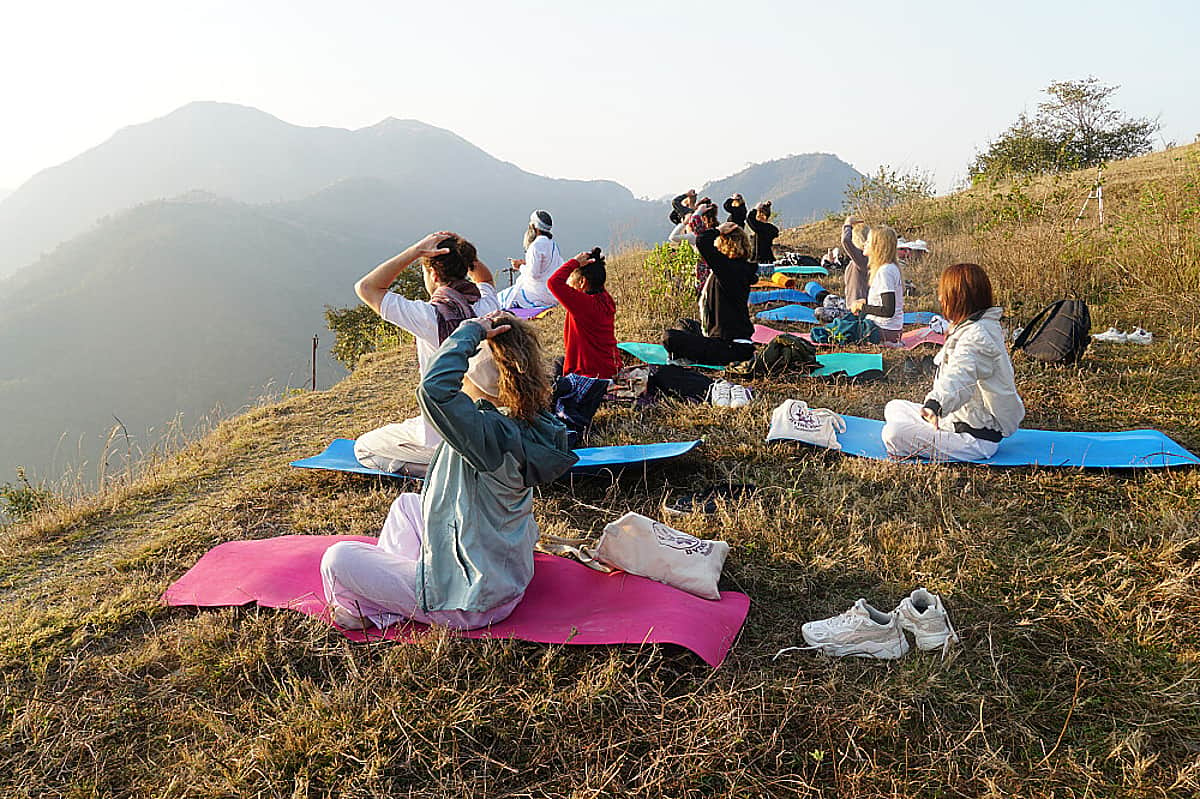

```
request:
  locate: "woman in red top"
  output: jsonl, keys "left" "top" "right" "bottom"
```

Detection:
{"left": 547, "top": 248, "right": 621, "bottom": 379}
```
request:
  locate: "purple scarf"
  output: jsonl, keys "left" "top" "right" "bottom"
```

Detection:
{"left": 430, "top": 280, "right": 483, "bottom": 343}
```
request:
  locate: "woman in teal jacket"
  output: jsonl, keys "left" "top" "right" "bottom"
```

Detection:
{"left": 321, "top": 313, "right": 578, "bottom": 630}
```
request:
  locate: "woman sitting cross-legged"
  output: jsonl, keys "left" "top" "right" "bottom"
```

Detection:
{"left": 547, "top": 247, "right": 621, "bottom": 380}
{"left": 663, "top": 221, "right": 758, "bottom": 366}
{"left": 352, "top": 232, "right": 500, "bottom": 474}
{"left": 322, "top": 313, "right": 579, "bottom": 630}
{"left": 850, "top": 224, "right": 905, "bottom": 344}
{"left": 882, "top": 263, "right": 1025, "bottom": 462}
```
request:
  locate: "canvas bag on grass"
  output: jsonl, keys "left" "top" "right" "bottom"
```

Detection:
{"left": 595, "top": 512, "right": 729, "bottom": 600}
{"left": 767, "top": 399, "right": 846, "bottom": 450}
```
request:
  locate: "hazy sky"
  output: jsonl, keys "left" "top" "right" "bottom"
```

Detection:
{"left": 3, "top": 0, "right": 1197, "bottom": 197}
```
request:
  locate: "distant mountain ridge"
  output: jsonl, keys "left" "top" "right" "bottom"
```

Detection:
{"left": 699, "top": 153, "right": 861, "bottom": 225}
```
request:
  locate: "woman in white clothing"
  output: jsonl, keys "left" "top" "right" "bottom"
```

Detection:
{"left": 498, "top": 209, "right": 564, "bottom": 309}
{"left": 882, "top": 263, "right": 1025, "bottom": 462}
{"left": 850, "top": 225, "right": 904, "bottom": 343}
{"left": 352, "top": 231, "right": 500, "bottom": 474}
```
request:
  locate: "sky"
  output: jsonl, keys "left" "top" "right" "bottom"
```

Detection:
{"left": 2, "top": 0, "right": 1197, "bottom": 198}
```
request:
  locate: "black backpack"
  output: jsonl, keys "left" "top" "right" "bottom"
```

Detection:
{"left": 1012, "top": 300, "right": 1091, "bottom": 364}
{"left": 645, "top": 365, "right": 714, "bottom": 403}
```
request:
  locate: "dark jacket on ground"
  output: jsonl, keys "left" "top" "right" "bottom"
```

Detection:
{"left": 723, "top": 197, "right": 748, "bottom": 226}
{"left": 747, "top": 210, "right": 779, "bottom": 263}
{"left": 694, "top": 229, "right": 757, "bottom": 340}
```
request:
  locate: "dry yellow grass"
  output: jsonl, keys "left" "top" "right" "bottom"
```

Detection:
{"left": 2, "top": 147, "right": 1199, "bottom": 797}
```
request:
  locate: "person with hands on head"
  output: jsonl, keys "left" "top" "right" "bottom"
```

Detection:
{"left": 499, "top": 210, "right": 564, "bottom": 309}
{"left": 694, "top": 220, "right": 757, "bottom": 342}
{"left": 723, "top": 194, "right": 747, "bottom": 227}
{"left": 848, "top": 224, "right": 904, "bottom": 344}
{"left": 670, "top": 189, "right": 698, "bottom": 224}
{"left": 352, "top": 231, "right": 501, "bottom": 475}
{"left": 841, "top": 215, "right": 871, "bottom": 307}
{"left": 547, "top": 247, "right": 621, "bottom": 380}
{"left": 322, "top": 311, "right": 578, "bottom": 631}
{"left": 881, "top": 263, "right": 1024, "bottom": 462}
{"left": 746, "top": 201, "right": 779, "bottom": 264}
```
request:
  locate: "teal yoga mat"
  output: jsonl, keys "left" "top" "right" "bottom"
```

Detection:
{"left": 811, "top": 353, "right": 884, "bottom": 377}
{"left": 617, "top": 342, "right": 727, "bottom": 371}
{"left": 771, "top": 265, "right": 829, "bottom": 276}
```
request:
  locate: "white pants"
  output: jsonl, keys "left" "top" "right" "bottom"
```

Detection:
{"left": 320, "top": 494, "right": 522, "bottom": 630}
{"left": 496, "top": 282, "right": 556, "bottom": 310}
{"left": 354, "top": 417, "right": 437, "bottom": 472}
{"left": 881, "top": 400, "right": 1000, "bottom": 462}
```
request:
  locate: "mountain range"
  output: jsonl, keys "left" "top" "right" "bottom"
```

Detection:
{"left": 0, "top": 102, "right": 860, "bottom": 484}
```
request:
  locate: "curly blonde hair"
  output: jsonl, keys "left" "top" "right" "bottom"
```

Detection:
{"left": 486, "top": 314, "right": 552, "bottom": 423}
{"left": 715, "top": 226, "right": 752, "bottom": 260}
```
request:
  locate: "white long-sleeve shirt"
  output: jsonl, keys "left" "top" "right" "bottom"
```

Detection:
{"left": 507, "top": 235, "right": 563, "bottom": 308}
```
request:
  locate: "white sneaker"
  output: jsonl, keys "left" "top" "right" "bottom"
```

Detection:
{"left": 728, "top": 383, "right": 752, "bottom": 408}
{"left": 801, "top": 599, "right": 910, "bottom": 659}
{"left": 1010, "top": 326, "right": 1024, "bottom": 341}
{"left": 894, "top": 588, "right": 959, "bottom": 652}
{"left": 1092, "top": 326, "right": 1128, "bottom": 344}
{"left": 708, "top": 380, "right": 732, "bottom": 407}
{"left": 1126, "top": 326, "right": 1153, "bottom": 345}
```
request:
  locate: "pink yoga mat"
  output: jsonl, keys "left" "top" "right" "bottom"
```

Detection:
{"left": 752, "top": 324, "right": 944, "bottom": 350}
{"left": 162, "top": 535, "right": 750, "bottom": 668}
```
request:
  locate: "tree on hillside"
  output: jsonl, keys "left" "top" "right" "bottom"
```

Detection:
{"left": 970, "top": 77, "right": 1159, "bottom": 182}
{"left": 842, "top": 166, "right": 935, "bottom": 218}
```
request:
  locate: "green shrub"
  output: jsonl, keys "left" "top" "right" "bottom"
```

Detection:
{"left": 1, "top": 467, "right": 55, "bottom": 523}
{"left": 324, "top": 270, "right": 425, "bottom": 369}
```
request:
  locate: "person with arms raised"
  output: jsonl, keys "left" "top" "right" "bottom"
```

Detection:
{"left": 322, "top": 313, "right": 578, "bottom": 630}
{"left": 841, "top": 215, "right": 871, "bottom": 307}
{"left": 882, "top": 263, "right": 1024, "bottom": 461}
{"left": 352, "top": 231, "right": 500, "bottom": 474}
{"left": 547, "top": 247, "right": 621, "bottom": 380}
{"left": 746, "top": 201, "right": 779, "bottom": 264}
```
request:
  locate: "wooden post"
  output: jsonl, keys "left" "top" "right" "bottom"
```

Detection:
{"left": 311, "top": 334, "right": 318, "bottom": 391}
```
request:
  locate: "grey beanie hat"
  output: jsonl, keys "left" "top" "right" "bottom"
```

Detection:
{"left": 530, "top": 209, "right": 553, "bottom": 232}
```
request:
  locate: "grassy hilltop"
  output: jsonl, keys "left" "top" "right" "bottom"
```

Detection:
{"left": 2, "top": 146, "right": 1199, "bottom": 797}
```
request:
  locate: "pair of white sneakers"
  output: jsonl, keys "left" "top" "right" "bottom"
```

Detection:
{"left": 708, "top": 379, "right": 752, "bottom": 408}
{"left": 1093, "top": 326, "right": 1153, "bottom": 345}
{"left": 798, "top": 588, "right": 959, "bottom": 660}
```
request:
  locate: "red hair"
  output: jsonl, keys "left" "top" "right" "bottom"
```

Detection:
{"left": 938, "top": 263, "right": 994, "bottom": 323}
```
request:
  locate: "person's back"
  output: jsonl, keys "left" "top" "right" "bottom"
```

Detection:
{"left": 548, "top": 248, "right": 621, "bottom": 379}
{"left": 746, "top": 202, "right": 779, "bottom": 263}
{"left": 500, "top": 210, "right": 564, "bottom": 309}
{"left": 695, "top": 225, "right": 757, "bottom": 341}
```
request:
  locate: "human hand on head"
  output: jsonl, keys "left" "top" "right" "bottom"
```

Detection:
{"left": 479, "top": 310, "right": 512, "bottom": 339}
{"left": 413, "top": 231, "right": 453, "bottom": 258}
{"left": 574, "top": 251, "right": 594, "bottom": 266}
{"left": 844, "top": 216, "right": 863, "bottom": 227}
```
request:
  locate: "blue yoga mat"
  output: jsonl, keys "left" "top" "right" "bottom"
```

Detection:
{"left": 904, "top": 311, "right": 936, "bottom": 325}
{"left": 618, "top": 342, "right": 727, "bottom": 371}
{"left": 769, "top": 415, "right": 1198, "bottom": 468}
{"left": 772, "top": 265, "right": 829, "bottom": 276}
{"left": 291, "top": 439, "right": 705, "bottom": 478}
{"left": 756, "top": 305, "right": 818, "bottom": 324}
{"left": 812, "top": 353, "right": 884, "bottom": 378}
{"left": 748, "top": 289, "right": 816, "bottom": 306}
{"left": 804, "top": 281, "right": 826, "bottom": 298}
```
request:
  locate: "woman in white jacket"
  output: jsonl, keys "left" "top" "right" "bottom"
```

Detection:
{"left": 882, "top": 263, "right": 1025, "bottom": 461}
{"left": 498, "top": 209, "right": 564, "bottom": 309}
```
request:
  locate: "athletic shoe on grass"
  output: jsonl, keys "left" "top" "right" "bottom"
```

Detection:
{"left": 1092, "top": 326, "right": 1128, "bottom": 343}
{"left": 728, "top": 384, "right": 753, "bottom": 408}
{"left": 708, "top": 380, "right": 733, "bottom": 407}
{"left": 801, "top": 599, "right": 910, "bottom": 659}
{"left": 1127, "top": 326, "right": 1153, "bottom": 345}
{"left": 894, "top": 588, "right": 959, "bottom": 652}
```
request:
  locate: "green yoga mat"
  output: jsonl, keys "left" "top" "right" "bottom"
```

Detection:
{"left": 812, "top": 352, "right": 883, "bottom": 377}
{"left": 617, "top": 342, "right": 727, "bottom": 370}
{"left": 618, "top": 342, "right": 882, "bottom": 377}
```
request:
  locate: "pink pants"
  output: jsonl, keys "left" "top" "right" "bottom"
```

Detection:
{"left": 320, "top": 494, "right": 522, "bottom": 630}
